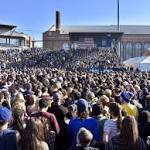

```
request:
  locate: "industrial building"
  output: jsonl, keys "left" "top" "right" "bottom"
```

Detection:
{"left": 43, "top": 11, "right": 150, "bottom": 61}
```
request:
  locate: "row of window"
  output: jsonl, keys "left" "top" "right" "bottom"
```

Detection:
{"left": 0, "top": 38, "right": 25, "bottom": 46}
{"left": 122, "top": 43, "right": 150, "bottom": 60}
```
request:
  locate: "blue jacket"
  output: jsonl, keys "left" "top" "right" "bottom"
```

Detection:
{"left": 0, "top": 129, "right": 17, "bottom": 150}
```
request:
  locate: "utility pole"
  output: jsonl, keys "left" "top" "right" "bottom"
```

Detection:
{"left": 117, "top": 0, "right": 120, "bottom": 32}
{"left": 117, "top": 0, "right": 121, "bottom": 60}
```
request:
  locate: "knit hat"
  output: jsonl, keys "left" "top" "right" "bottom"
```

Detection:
{"left": 0, "top": 106, "right": 12, "bottom": 122}
{"left": 121, "top": 91, "right": 133, "bottom": 103}
{"left": 76, "top": 99, "right": 89, "bottom": 113}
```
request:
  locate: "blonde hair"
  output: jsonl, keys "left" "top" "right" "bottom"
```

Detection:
{"left": 15, "top": 93, "right": 25, "bottom": 102}
{"left": 12, "top": 99, "right": 26, "bottom": 112}
{"left": 100, "top": 95, "right": 110, "bottom": 106}
{"left": 104, "top": 89, "right": 112, "bottom": 97}
{"left": 134, "top": 85, "right": 140, "bottom": 92}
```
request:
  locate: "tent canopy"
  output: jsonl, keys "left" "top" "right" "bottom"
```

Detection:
{"left": 123, "top": 56, "right": 150, "bottom": 71}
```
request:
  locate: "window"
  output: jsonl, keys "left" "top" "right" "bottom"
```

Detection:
{"left": 0, "top": 38, "right": 6, "bottom": 45}
{"left": 79, "top": 38, "right": 84, "bottom": 42}
{"left": 144, "top": 43, "right": 150, "bottom": 50}
{"left": 10, "top": 38, "right": 19, "bottom": 46}
{"left": 71, "top": 43, "right": 78, "bottom": 49}
{"left": 126, "top": 43, "right": 132, "bottom": 60}
{"left": 20, "top": 39, "right": 24, "bottom": 46}
{"left": 135, "top": 43, "right": 142, "bottom": 57}
{"left": 120, "top": 43, "right": 124, "bottom": 61}
{"left": 6, "top": 38, "right": 9, "bottom": 45}
{"left": 62, "top": 42, "right": 69, "bottom": 50}
{"left": 102, "top": 39, "right": 107, "bottom": 47}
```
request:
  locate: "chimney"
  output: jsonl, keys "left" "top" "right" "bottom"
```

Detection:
{"left": 56, "top": 11, "right": 60, "bottom": 31}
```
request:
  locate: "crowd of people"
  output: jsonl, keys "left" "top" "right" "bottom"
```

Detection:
{"left": 0, "top": 48, "right": 120, "bottom": 71}
{"left": 0, "top": 47, "right": 149, "bottom": 150}
{"left": 0, "top": 64, "right": 149, "bottom": 150}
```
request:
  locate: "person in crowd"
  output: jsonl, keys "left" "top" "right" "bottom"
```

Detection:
{"left": 26, "top": 95, "right": 38, "bottom": 116}
{"left": 139, "top": 87, "right": 149, "bottom": 108}
{"left": 11, "top": 107, "right": 27, "bottom": 136}
{"left": 23, "top": 83, "right": 34, "bottom": 100}
{"left": 48, "top": 91, "right": 68, "bottom": 125}
{"left": 0, "top": 47, "right": 150, "bottom": 150}
{"left": 112, "top": 88, "right": 121, "bottom": 104}
{"left": 48, "top": 92, "right": 69, "bottom": 150}
{"left": 69, "top": 89, "right": 82, "bottom": 105}
{"left": 134, "top": 84, "right": 141, "bottom": 100}
{"left": 98, "top": 95, "right": 110, "bottom": 118}
{"left": 120, "top": 91, "right": 139, "bottom": 119}
{"left": 40, "top": 86, "right": 51, "bottom": 100}
{"left": 103, "top": 102, "right": 122, "bottom": 143}
{"left": 105, "top": 116, "right": 146, "bottom": 150}
{"left": 21, "top": 118, "right": 49, "bottom": 150}
{"left": 67, "top": 103, "right": 78, "bottom": 120}
{"left": 11, "top": 98, "right": 26, "bottom": 114}
{"left": 103, "top": 89, "right": 113, "bottom": 102}
{"left": 86, "top": 91, "right": 97, "bottom": 106}
{"left": 31, "top": 98, "right": 60, "bottom": 135}
{"left": 138, "top": 110, "right": 150, "bottom": 147}
{"left": 75, "top": 127, "right": 100, "bottom": 150}
{"left": 68, "top": 99, "right": 100, "bottom": 149}
{"left": 0, "top": 106, "right": 20, "bottom": 150}
{"left": 52, "top": 81, "right": 62, "bottom": 93}
{"left": 91, "top": 103, "right": 108, "bottom": 149}
{"left": 143, "top": 95, "right": 150, "bottom": 111}
{"left": 0, "top": 92, "right": 5, "bottom": 104}
{"left": 61, "top": 88, "right": 69, "bottom": 106}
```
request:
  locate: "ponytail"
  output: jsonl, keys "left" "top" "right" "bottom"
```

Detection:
{"left": 109, "top": 102, "right": 122, "bottom": 131}
{"left": 117, "top": 111, "right": 122, "bottom": 130}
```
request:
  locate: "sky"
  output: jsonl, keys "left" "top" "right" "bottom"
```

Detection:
{"left": 0, "top": 0, "right": 150, "bottom": 45}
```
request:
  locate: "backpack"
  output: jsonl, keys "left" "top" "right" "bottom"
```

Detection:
{"left": 38, "top": 116, "right": 56, "bottom": 150}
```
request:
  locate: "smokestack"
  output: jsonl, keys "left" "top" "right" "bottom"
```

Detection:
{"left": 56, "top": 11, "right": 60, "bottom": 31}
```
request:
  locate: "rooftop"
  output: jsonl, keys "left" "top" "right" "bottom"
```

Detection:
{"left": 0, "top": 30, "right": 29, "bottom": 38}
{"left": 49, "top": 25, "right": 150, "bottom": 35}
{"left": 0, "top": 24, "right": 16, "bottom": 30}
{"left": 0, "top": 24, "right": 29, "bottom": 39}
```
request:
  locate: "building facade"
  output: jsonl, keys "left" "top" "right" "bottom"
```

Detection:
{"left": 121, "top": 33, "right": 150, "bottom": 61}
{"left": 43, "top": 12, "right": 150, "bottom": 61}
{"left": 0, "top": 24, "right": 34, "bottom": 49}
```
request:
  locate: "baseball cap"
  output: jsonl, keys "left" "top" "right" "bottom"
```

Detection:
{"left": 76, "top": 99, "right": 89, "bottom": 113}
{"left": 121, "top": 91, "right": 134, "bottom": 103}
{"left": 0, "top": 106, "right": 12, "bottom": 123}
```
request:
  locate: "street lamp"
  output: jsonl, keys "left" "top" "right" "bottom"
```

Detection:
{"left": 117, "top": 0, "right": 120, "bottom": 32}
{"left": 116, "top": 0, "right": 122, "bottom": 60}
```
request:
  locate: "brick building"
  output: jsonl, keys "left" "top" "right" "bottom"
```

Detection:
{"left": 43, "top": 11, "right": 150, "bottom": 61}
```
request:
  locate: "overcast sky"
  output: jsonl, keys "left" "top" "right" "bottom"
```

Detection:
{"left": 0, "top": 0, "right": 150, "bottom": 42}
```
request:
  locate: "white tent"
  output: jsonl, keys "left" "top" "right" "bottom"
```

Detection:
{"left": 123, "top": 56, "right": 150, "bottom": 71}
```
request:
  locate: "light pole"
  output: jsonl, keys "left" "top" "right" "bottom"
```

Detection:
{"left": 117, "top": 0, "right": 120, "bottom": 32}
{"left": 117, "top": 0, "right": 121, "bottom": 60}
